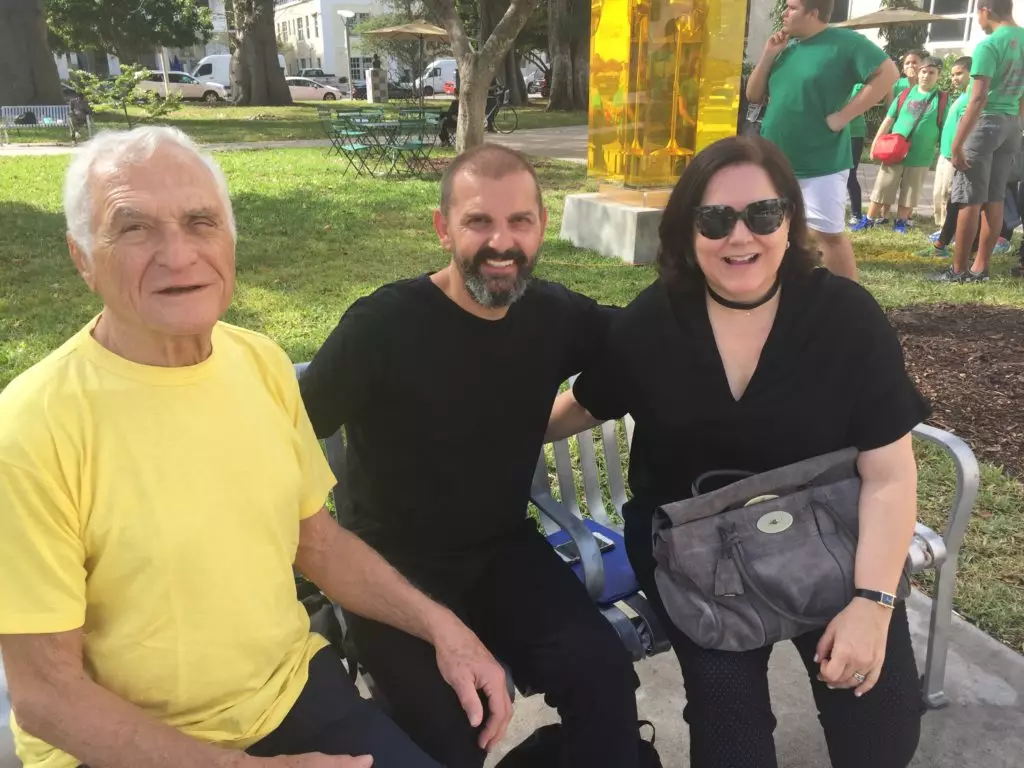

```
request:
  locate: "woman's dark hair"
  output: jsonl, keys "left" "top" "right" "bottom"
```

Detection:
{"left": 657, "top": 135, "right": 818, "bottom": 293}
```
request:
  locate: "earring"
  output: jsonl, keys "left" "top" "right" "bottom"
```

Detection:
{"left": 786, "top": 240, "right": 791, "bottom": 249}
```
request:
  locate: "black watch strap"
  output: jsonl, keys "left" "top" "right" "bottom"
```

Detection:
{"left": 854, "top": 588, "right": 898, "bottom": 608}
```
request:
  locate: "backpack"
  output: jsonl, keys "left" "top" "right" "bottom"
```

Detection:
{"left": 894, "top": 87, "right": 949, "bottom": 131}
{"left": 496, "top": 720, "right": 663, "bottom": 767}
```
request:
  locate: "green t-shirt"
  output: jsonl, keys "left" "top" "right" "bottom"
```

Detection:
{"left": 893, "top": 76, "right": 912, "bottom": 99}
{"left": 940, "top": 90, "right": 970, "bottom": 160}
{"left": 762, "top": 27, "right": 887, "bottom": 178}
{"left": 848, "top": 84, "right": 866, "bottom": 138}
{"left": 885, "top": 85, "right": 945, "bottom": 167}
{"left": 972, "top": 25, "right": 1024, "bottom": 115}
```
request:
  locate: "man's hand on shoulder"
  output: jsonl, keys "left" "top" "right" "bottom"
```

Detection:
{"left": 430, "top": 616, "right": 513, "bottom": 752}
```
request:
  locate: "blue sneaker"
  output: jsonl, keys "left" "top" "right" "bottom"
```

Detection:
{"left": 929, "top": 230, "right": 942, "bottom": 244}
{"left": 893, "top": 219, "right": 911, "bottom": 234}
{"left": 916, "top": 244, "right": 950, "bottom": 258}
{"left": 994, "top": 237, "right": 1011, "bottom": 255}
{"left": 850, "top": 216, "right": 875, "bottom": 232}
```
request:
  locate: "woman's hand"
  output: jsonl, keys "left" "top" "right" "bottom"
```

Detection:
{"left": 815, "top": 597, "right": 894, "bottom": 697}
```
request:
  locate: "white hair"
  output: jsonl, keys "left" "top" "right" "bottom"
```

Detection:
{"left": 63, "top": 126, "right": 237, "bottom": 259}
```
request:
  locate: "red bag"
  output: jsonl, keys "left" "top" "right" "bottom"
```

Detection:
{"left": 873, "top": 133, "right": 911, "bottom": 164}
{"left": 873, "top": 88, "right": 948, "bottom": 165}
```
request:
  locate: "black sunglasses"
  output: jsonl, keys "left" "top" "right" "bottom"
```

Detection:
{"left": 693, "top": 198, "right": 790, "bottom": 240}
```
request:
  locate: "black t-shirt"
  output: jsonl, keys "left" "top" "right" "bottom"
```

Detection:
{"left": 300, "top": 274, "right": 609, "bottom": 555}
{"left": 573, "top": 269, "right": 931, "bottom": 516}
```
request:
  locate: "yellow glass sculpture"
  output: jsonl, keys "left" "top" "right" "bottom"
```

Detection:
{"left": 587, "top": 0, "right": 748, "bottom": 191}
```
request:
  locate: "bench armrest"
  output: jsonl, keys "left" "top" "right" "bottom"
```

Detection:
{"left": 911, "top": 423, "right": 980, "bottom": 570}
{"left": 529, "top": 482, "right": 605, "bottom": 601}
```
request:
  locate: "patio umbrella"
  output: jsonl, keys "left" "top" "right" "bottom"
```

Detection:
{"left": 362, "top": 19, "right": 450, "bottom": 106}
{"left": 834, "top": 8, "right": 953, "bottom": 29}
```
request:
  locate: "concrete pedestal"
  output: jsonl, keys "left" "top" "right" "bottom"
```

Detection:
{"left": 366, "top": 68, "right": 388, "bottom": 104}
{"left": 560, "top": 192, "right": 664, "bottom": 265}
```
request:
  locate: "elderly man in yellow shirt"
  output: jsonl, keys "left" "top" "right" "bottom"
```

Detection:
{"left": 0, "top": 126, "right": 512, "bottom": 768}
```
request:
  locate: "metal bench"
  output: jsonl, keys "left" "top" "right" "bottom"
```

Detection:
{"left": 0, "top": 105, "right": 91, "bottom": 146}
{"left": 539, "top": 415, "right": 980, "bottom": 709}
{"left": 0, "top": 373, "right": 979, "bottom": 766}
{"left": 293, "top": 362, "right": 979, "bottom": 709}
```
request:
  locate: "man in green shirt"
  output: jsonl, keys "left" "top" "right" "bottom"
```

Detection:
{"left": 858, "top": 57, "right": 947, "bottom": 233}
{"left": 747, "top": 0, "right": 898, "bottom": 281}
{"left": 937, "top": 0, "right": 1024, "bottom": 282}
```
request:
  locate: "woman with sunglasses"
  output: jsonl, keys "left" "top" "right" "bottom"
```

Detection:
{"left": 546, "top": 136, "right": 928, "bottom": 768}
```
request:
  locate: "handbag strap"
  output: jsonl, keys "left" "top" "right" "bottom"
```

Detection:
{"left": 691, "top": 469, "right": 755, "bottom": 497}
{"left": 721, "top": 500, "right": 859, "bottom": 625}
{"left": 903, "top": 89, "right": 940, "bottom": 142}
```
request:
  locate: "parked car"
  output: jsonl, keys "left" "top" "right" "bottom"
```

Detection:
{"left": 136, "top": 72, "right": 228, "bottom": 102}
{"left": 415, "top": 57, "right": 456, "bottom": 97}
{"left": 352, "top": 80, "right": 367, "bottom": 99}
{"left": 285, "top": 77, "right": 346, "bottom": 101}
{"left": 193, "top": 53, "right": 286, "bottom": 95}
{"left": 387, "top": 80, "right": 415, "bottom": 99}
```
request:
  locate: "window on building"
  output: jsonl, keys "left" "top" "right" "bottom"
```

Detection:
{"left": 305, "top": 16, "right": 310, "bottom": 38}
{"left": 300, "top": 57, "right": 307, "bottom": 69}
{"left": 297, "top": 19, "right": 304, "bottom": 40}
{"left": 919, "top": 0, "right": 975, "bottom": 45}
{"left": 317, "top": 57, "right": 322, "bottom": 68}
{"left": 349, "top": 56, "right": 376, "bottom": 81}
{"left": 313, "top": 13, "right": 319, "bottom": 37}
{"left": 829, "top": 0, "right": 850, "bottom": 24}
{"left": 346, "top": 12, "right": 372, "bottom": 31}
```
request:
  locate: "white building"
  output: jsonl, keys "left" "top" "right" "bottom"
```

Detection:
{"left": 274, "top": 0, "right": 396, "bottom": 82}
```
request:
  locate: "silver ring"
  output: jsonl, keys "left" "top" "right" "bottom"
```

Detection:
{"left": 852, "top": 671, "right": 867, "bottom": 684}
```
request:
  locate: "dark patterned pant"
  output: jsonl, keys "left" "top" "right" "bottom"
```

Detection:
{"left": 625, "top": 507, "right": 924, "bottom": 768}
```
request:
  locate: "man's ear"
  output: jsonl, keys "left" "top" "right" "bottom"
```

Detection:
{"left": 433, "top": 208, "right": 453, "bottom": 251}
{"left": 68, "top": 234, "right": 97, "bottom": 292}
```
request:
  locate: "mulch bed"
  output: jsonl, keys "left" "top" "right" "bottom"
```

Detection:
{"left": 888, "top": 304, "right": 1024, "bottom": 478}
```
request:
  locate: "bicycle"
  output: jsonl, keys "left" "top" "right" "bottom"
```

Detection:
{"left": 485, "top": 88, "right": 518, "bottom": 135}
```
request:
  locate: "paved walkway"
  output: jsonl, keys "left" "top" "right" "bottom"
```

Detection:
{"left": 0, "top": 127, "right": 941, "bottom": 225}
{"left": 483, "top": 590, "right": 1024, "bottom": 768}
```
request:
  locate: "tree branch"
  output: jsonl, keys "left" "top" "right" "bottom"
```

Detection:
{"left": 479, "top": 0, "right": 540, "bottom": 65}
{"left": 423, "top": 0, "right": 475, "bottom": 61}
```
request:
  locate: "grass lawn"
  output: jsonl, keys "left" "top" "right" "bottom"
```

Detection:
{"left": 1, "top": 100, "right": 588, "bottom": 146}
{"left": 1, "top": 149, "right": 1021, "bottom": 651}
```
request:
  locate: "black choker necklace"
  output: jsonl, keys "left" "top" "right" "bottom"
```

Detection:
{"left": 707, "top": 275, "right": 781, "bottom": 311}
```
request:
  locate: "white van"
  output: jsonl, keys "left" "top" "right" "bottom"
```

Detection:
{"left": 192, "top": 53, "right": 287, "bottom": 94}
{"left": 415, "top": 57, "right": 456, "bottom": 97}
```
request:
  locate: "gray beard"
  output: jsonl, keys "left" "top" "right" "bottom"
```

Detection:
{"left": 458, "top": 258, "right": 534, "bottom": 309}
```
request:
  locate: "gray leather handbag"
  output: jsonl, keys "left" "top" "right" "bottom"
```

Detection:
{"left": 652, "top": 448, "right": 911, "bottom": 653}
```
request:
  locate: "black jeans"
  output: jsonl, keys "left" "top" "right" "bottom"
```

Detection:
{"left": 848, "top": 138, "right": 864, "bottom": 218}
{"left": 624, "top": 505, "right": 924, "bottom": 768}
{"left": 246, "top": 649, "right": 442, "bottom": 766}
{"left": 347, "top": 523, "right": 641, "bottom": 768}
{"left": 79, "top": 650, "right": 441, "bottom": 768}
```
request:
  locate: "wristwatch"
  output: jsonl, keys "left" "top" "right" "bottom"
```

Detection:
{"left": 854, "top": 588, "right": 898, "bottom": 609}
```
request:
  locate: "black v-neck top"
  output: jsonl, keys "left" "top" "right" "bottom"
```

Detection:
{"left": 573, "top": 268, "right": 931, "bottom": 516}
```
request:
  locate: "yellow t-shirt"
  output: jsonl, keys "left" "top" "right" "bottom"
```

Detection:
{"left": 0, "top": 319, "right": 335, "bottom": 768}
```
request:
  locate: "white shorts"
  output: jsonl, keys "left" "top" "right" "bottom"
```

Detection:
{"left": 798, "top": 170, "right": 850, "bottom": 235}
{"left": 933, "top": 156, "right": 955, "bottom": 226}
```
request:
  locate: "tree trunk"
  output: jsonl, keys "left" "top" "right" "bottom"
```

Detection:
{"left": 231, "top": 0, "right": 292, "bottom": 106}
{"left": 428, "top": 0, "right": 539, "bottom": 152}
{"left": 0, "top": 0, "right": 63, "bottom": 106}
{"left": 547, "top": 0, "right": 588, "bottom": 111}
{"left": 503, "top": 51, "right": 528, "bottom": 106}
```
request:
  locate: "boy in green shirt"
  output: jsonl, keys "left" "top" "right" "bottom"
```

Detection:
{"left": 937, "top": 0, "right": 1024, "bottom": 282}
{"left": 747, "top": 0, "right": 898, "bottom": 281}
{"left": 857, "top": 57, "right": 947, "bottom": 234}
